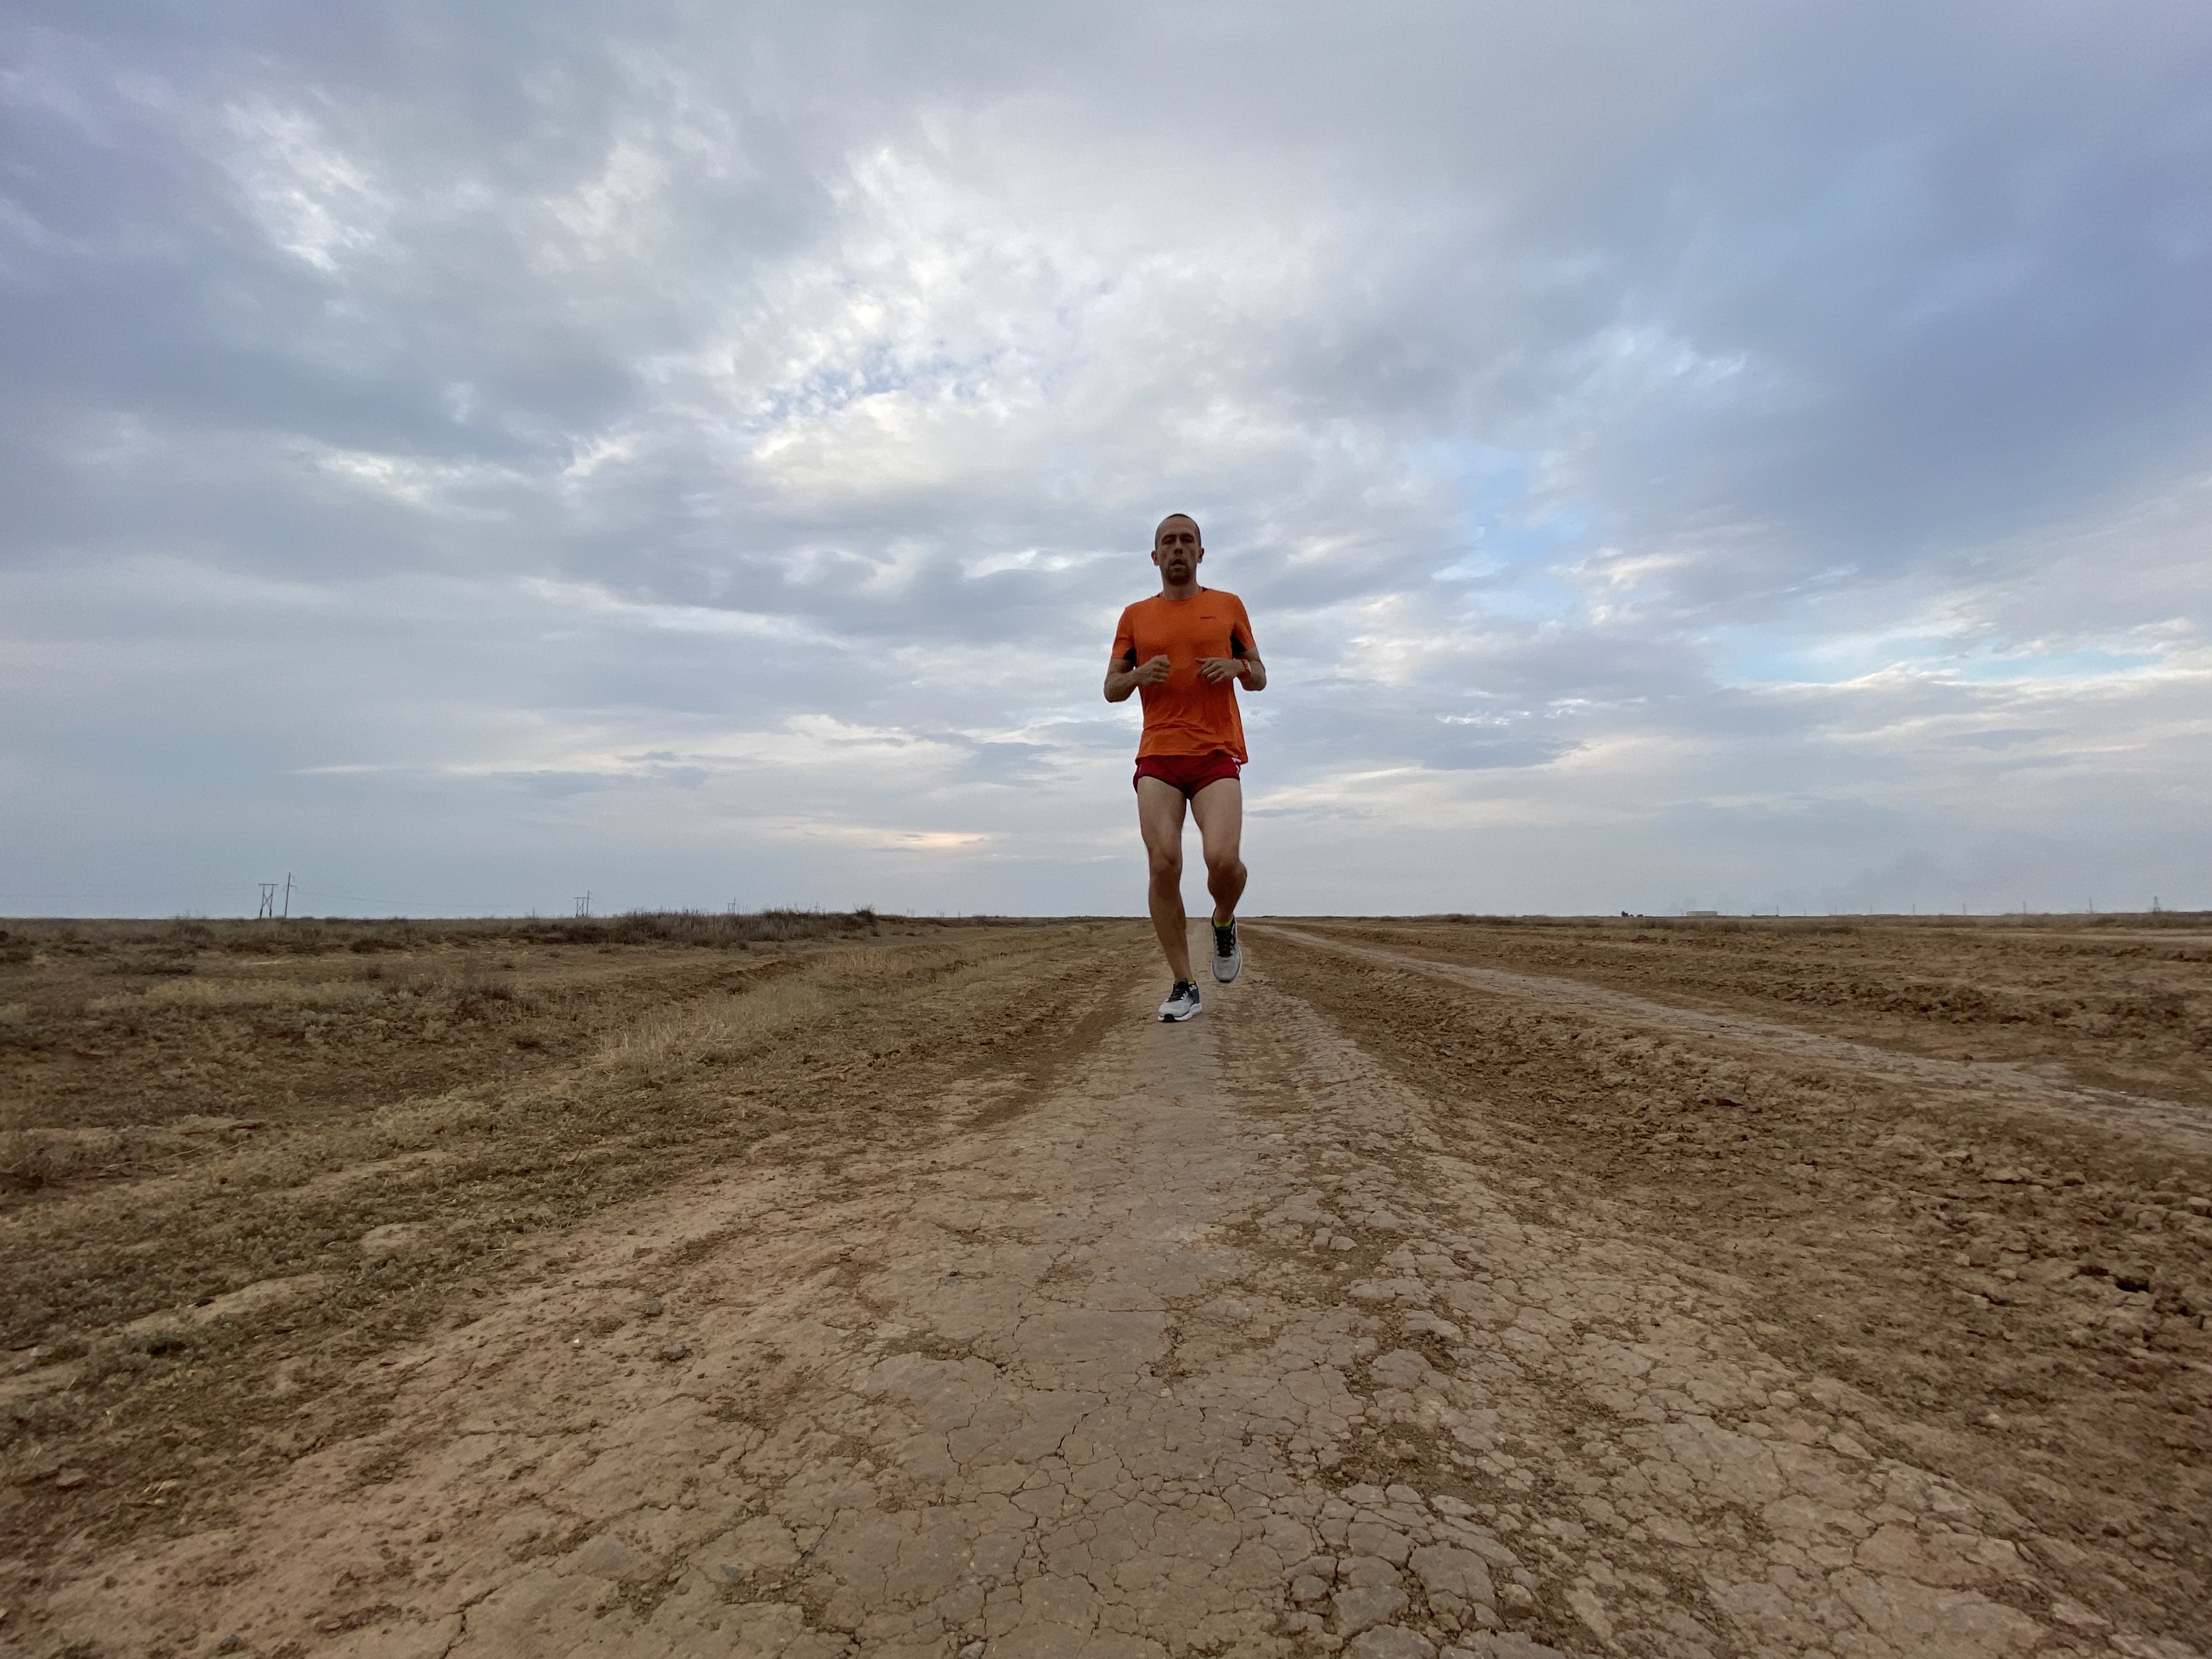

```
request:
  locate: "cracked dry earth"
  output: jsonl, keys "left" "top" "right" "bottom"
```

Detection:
{"left": 17, "top": 927, "right": 2212, "bottom": 1659}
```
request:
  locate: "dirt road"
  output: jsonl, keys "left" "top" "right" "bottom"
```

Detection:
{"left": 4, "top": 917, "right": 2209, "bottom": 1657}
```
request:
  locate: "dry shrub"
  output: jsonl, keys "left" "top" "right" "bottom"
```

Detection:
{"left": 452, "top": 960, "right": 518, "bottom": 1002}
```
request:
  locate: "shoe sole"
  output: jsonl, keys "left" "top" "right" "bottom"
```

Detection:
{"left": 1211, "top": 949, "right": 1241, "bottom": 984}
{"left": 1159, "top": 1003, "right": 1202, "bottom": 1022}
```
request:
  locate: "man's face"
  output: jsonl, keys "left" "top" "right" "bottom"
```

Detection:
{"left": 1152, "top": 518, "right": 1202, "bottom": 585}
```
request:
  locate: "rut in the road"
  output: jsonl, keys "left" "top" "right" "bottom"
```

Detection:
{"left": 31, "top": 955, "right": 2192, "bottom": 1659}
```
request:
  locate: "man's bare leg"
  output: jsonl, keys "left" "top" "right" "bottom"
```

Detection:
{"left": 1137, "top": 776, "right": 1195, "bottom": 982}
{"left": 1191, "top": 777, "right": 1246, "bottom": 923}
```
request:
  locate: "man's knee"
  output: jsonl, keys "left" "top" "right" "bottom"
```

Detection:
{"left": 1205, "top": 851, "right": 1244, "bottom": 883}
{"left": 1148, "top": 847, "right": 1183, "bottom": 883}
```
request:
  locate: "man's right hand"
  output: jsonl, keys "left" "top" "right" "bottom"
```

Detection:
{"left": 1105, "top": 653, "right": 1175, "bottom": 702}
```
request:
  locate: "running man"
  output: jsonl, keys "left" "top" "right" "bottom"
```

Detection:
{"left": 1104, "top": 513, "right": 1267, "bottom": 1021}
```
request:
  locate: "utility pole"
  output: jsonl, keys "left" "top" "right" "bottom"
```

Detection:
{"left": 258, "top": 883, "right": 278, "bottom": 920}
{"left": 574, "top": 891, "right": 592, "bottom": 918}
{"left": 282, "top": 873, "right": 293, "bottom": 920}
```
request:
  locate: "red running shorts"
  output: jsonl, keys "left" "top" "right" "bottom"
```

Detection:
{"left": 1133, "top": 751, "right": 1243, "bottom": 799}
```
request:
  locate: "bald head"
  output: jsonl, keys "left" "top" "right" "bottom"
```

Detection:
{"left": 1150, "top": 513, "right": 1205, "bottom": 592}
{"left": 1154, "top": 513, "right": 1202, "bottom": 548}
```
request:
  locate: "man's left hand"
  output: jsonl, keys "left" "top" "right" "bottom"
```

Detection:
{"left": 1196, "top": 657, "right": 1245, "bottom": 684}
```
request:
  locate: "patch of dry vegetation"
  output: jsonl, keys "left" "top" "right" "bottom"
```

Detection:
{"left": 0, "top": 910, "right": 932, "bottom": 1146}
{"left": 1318, "top": 912, "right": 2212, "bottom": 1104}
{"left": 0, "top": 912, "right": 1147, "bottom": 1564}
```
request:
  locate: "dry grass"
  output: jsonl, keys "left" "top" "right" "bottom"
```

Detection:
{"left": 0, "top": 1128, "right": 87, "bottom": 1190}
{"left": 0, "top": 904, "right": 1013, "bottom": 962}
{"left": 0, "top": 912, "right": 1148, "bottom": 1571}
{"left": 83, "top": 978, "right": 385, "bottom": 1013}
{"left": 1309, "top": 911, "right": 2212, "bottom": 1104}
{"left": 1404, "top": 909, "right": 2212, "bottom": 933}
{"left": 593, "top": 946, "right": 980, "bottom": 1069}
{"left": 600, "top": 977, "right": 822, "bottom": 1067}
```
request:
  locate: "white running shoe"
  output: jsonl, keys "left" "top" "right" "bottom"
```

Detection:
{"left": 1158, "top": 980, "right": 1202, "bottom": 1022}
{"left": 1210, "top": 918, "right": 1242, "bottom": 983}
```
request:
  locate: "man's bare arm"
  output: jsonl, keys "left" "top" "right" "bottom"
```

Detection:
{"left": 1105, "top": 653, "right": 1172, "bottom": 702}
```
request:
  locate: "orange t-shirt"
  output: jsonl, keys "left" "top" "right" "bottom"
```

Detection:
{"left": 1111, "top": 588, "right": 1258, "bottom": 760}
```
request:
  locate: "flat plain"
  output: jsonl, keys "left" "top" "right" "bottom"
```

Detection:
{"left": 1, "top": 911, "right": 2208, "bottom": 1659}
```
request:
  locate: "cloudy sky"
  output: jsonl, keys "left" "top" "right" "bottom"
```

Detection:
{"left": 3, "top": 1, "right": 2208, "bottom": 918}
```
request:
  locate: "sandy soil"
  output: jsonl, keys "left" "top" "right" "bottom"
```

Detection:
{"left": 2, "top": 914, "right": 2207, "bottom": 1658}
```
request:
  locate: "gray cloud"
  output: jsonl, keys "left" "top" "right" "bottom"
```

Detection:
{"left": 3, "top": 1, "right": 2209, "bottom": 918}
